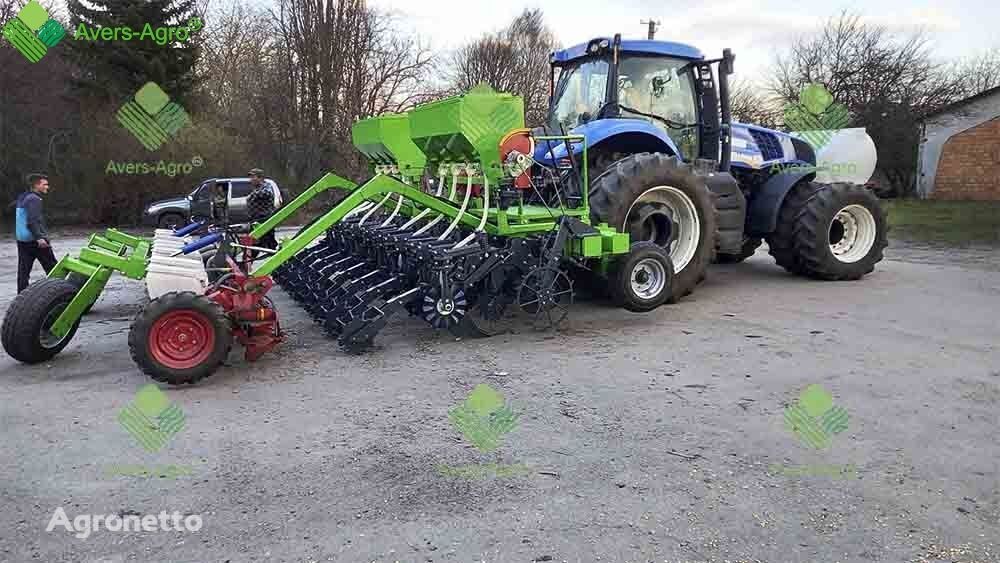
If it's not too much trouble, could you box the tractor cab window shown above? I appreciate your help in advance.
[617,56,700,160]
[549,58,610,131]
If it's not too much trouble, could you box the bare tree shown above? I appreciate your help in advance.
[729,80,783,129]
[770,12,968,196]
[953,47,1000,97]
[446,9,559,127]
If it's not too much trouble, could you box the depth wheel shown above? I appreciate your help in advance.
[2,278,82,364]
[610,242,675,312]
[128,292,233,385]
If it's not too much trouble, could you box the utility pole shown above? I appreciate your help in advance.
[640,19,660,40]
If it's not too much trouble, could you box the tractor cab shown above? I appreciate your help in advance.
[540,35,734,172]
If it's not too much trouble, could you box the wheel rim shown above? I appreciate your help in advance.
[39,302,71,349]
[625,187,701,273]
[829,204,877,263]
[147,310,216,370]
[631,258,667,300]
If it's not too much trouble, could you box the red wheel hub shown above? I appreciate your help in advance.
[148,310,216,370]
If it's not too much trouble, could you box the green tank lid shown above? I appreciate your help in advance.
[408,84,525,181]
[351,113,426,177]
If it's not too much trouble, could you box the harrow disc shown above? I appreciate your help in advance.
[421,287,468,330]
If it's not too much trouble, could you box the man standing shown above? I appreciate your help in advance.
[246,168,282,251]
[15,173,57,293]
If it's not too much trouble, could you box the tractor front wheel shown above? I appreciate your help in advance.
[2,278,82,364]
[128,292,233,385]
[589,153,717,302]
[767,182,887,280]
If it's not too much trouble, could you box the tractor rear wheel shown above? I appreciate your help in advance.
[128,292,233,385]
[766,182,887,280]
[2,278,82,364]
[610,242,675,312]
[589,153,717,302]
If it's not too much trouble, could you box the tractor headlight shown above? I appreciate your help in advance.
[599,39,609,48]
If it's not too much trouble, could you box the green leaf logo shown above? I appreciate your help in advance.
[117,82,191,151]
[784,83,850,150]
[448,384,519,453]
[783,384,849,450]
[117,385,186,452]
[2,0,66,63]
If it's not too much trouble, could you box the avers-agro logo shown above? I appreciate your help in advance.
[2,1,66,63]
[117,82,191,151]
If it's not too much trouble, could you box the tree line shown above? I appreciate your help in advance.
[1,2,997,228]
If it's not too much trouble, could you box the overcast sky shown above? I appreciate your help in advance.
[370,0,994,83]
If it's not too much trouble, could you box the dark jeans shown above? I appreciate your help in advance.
[17,240,57,293]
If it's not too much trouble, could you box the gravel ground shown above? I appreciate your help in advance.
[0,231,997,563]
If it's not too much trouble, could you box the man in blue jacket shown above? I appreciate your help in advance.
[15,174,57,293]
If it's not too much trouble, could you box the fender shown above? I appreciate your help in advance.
[747,169,816,235]
[534,119,680,163]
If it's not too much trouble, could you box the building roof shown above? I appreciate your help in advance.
[922,85,1000,119]
[551,38,704,65]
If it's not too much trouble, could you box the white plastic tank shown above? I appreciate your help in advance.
[791,128,878,185]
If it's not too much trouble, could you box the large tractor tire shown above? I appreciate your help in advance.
[590,153,717,302]
[766,182,888,280]
[128,292,233,385]
[610,242,675,312]
[2,278,82,364]
[716,237,762,264]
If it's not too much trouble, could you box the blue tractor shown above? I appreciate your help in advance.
[536,35,888,301]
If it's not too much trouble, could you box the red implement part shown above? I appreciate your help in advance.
[499,128,535,189]
[147,310,217,370]
[207,257,283,362]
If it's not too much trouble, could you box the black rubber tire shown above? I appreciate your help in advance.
[716,237,762,264]
[589,153,717,303]
[128,292,233,385]
[158,213,185,230]
[2,278,82,364]
[610,242,675,312]
[67,273,96,315]
[766,182,888,280]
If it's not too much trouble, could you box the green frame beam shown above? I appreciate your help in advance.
[251,173,358,239]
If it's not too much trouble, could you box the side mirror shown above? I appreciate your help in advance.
[722,48,735,76]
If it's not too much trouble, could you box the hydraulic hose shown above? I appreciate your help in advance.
[453,173,489,249]
[400,168,447,230]
[413,168,459,237]
[438,167,474,241]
